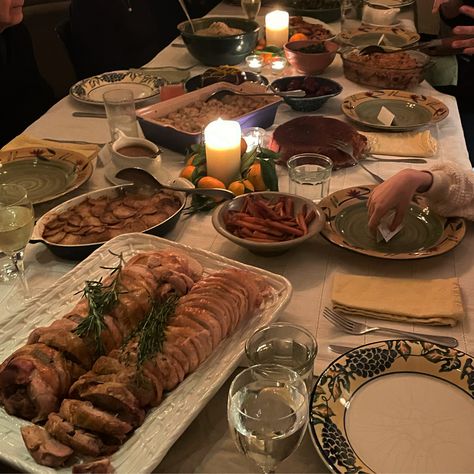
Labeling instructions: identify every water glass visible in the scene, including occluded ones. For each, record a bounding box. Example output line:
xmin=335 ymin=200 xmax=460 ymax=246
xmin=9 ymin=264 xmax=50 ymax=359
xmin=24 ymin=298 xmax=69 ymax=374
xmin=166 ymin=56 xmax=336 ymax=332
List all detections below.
xmin=241 ymin=0 xmax=261 ymax=20
xmin=242 ymin=126 xmax=266 ymax=151
xmin=287 ymin=153 xmax=333 ymax=203
xmin=246 ymin=323 xmax=317 ymax=391
xmin=341 ymin=0 xmax=363 ymax=33
xmin=103 ymin=88 xmax=139 ymax=140
xmin=228 ymin=364 xmax=308 ymax=474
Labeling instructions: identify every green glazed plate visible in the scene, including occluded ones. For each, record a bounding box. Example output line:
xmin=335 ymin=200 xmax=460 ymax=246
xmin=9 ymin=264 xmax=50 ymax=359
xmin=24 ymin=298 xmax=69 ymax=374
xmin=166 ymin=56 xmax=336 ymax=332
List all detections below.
xmin=342 ymin=90 xmax=449 ymax=131
xmin=69 ymin=70 xmax=164 ymax=105
xmin=310 ymin=340 xmax=474 ymax=474
xmin=0 ymin=147 xmax=94 ymax=204
xmin=338 ymin=25 xmax=419 ymax=47
xmin=319 ymin=185 xmax=465 ymax=259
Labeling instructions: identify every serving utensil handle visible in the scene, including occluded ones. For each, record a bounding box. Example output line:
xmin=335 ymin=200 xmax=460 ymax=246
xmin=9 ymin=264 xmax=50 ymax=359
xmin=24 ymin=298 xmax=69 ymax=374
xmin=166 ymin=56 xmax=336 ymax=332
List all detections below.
xmin=379 ymin=327 xmax=458 ymax=348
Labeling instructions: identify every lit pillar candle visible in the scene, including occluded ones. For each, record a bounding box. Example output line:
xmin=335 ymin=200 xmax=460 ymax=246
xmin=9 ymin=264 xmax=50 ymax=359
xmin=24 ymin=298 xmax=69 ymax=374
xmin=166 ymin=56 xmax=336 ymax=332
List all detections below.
xmin=265 ymin=10 xmax=289 ymax=48
xmin=204 ymin=119 xmax=242 ymax=186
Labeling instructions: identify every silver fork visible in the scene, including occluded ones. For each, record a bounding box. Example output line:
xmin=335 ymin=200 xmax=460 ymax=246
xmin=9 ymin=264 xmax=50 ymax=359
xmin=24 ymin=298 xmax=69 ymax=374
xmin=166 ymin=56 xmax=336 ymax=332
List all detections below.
xmin=330 ymin=138 xmax=384 ymax=183
xmin=323 ymin=307 xmax=458 ymax=347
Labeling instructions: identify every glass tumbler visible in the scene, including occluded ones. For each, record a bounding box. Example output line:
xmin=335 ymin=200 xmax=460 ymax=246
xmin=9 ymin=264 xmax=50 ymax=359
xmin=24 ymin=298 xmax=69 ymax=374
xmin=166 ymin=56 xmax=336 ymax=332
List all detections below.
xmin=287 ymin=153 xmax=333 ymax=203
xmin=245 ymin=323 xmax=318 ymax=391
xmin=103 ymin=88 xmax=139 ymax=140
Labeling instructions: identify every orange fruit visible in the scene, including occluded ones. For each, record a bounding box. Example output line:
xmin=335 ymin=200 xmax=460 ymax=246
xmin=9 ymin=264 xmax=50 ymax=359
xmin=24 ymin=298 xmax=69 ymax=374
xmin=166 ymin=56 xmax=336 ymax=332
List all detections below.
xmin=197 ymin=176 xmax=226 ymax=189
xmin=289 ymin=33 xmax=309 ymax=42
xmin=179 ymin=165 xmax=196 ymax=181
xmin=228 ymin=179 xmax=254 ymax=196
xmin=240 ymin=137 xmax=248 ymax=156
xmin=247 ymin=163 xmax=266 ymax=191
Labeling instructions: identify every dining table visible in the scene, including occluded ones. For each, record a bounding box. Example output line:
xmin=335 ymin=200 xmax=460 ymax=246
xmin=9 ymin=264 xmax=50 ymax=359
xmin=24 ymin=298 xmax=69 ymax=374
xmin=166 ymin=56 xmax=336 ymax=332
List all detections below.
xmin=1 ymin=1 xmax=473 ymax=473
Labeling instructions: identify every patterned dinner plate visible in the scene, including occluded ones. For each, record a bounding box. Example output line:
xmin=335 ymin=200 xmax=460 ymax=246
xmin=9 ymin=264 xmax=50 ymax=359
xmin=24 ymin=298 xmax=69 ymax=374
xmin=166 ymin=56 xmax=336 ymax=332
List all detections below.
xmin=0 ymin=147 xmax=94 ymax=204
xmin=341 ymin=90 xmax=449 ymax=131
xmin=319 ymin=185 xmax=466 ymax=259
xmin=309 ymin=340 xmax=474 ymax=473
xmin=69 ymin=70 xmax=164 ymax=105
xmin=338 ymin=25 xmax=419 ymax=47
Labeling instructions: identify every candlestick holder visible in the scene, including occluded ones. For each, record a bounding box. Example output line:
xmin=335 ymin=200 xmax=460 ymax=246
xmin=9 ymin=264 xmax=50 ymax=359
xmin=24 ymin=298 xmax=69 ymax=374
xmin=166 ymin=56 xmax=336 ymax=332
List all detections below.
xmin=271 ymin=56 xmax=287 ymax=75
xmin=245 ymin=54 xmax=264 ymax=73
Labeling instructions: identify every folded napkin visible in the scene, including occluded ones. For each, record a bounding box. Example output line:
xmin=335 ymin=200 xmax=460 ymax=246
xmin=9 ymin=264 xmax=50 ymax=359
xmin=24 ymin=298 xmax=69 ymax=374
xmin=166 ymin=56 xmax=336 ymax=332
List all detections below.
xmin=331 ymin=273 xmax=464 ymax=326
xmin=361 ymin=130 xmax=438 ymax=158
xmin=1 ymin=134 xmax=101 ymax=161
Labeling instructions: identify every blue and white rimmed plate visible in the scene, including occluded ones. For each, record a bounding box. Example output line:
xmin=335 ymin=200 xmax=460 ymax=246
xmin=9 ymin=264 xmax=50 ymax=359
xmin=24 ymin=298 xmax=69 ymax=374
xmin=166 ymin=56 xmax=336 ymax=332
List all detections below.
xmin=319 ymin=185 xmax=466 ymax=259
xmin=310 ymin=339 xmax=474 ymax=473
xmin=69 ymin=70 xmax=165 ymax=105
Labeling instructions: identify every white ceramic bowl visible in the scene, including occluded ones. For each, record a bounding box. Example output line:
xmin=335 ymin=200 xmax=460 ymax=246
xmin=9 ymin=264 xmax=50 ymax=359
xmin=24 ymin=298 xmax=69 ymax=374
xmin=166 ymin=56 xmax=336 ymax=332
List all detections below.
xmin=212 ymin=191 xmax=326 ymax=256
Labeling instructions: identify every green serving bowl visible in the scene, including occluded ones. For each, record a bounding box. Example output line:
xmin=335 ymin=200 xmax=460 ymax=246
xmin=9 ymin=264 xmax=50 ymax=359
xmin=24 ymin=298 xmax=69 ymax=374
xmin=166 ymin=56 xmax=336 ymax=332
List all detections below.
xmin=177 ymin=17 xmax=260 ymax=66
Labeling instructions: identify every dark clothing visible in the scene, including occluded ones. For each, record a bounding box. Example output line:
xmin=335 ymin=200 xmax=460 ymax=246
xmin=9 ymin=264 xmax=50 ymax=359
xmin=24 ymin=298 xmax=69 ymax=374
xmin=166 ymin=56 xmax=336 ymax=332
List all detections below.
xmin=0 ymin=23 xmax=55 ymax=147
xmin=69 ymin=0 xmax=221 ymax=79
xmin=436 ymin=0 xmax=474 ymax=164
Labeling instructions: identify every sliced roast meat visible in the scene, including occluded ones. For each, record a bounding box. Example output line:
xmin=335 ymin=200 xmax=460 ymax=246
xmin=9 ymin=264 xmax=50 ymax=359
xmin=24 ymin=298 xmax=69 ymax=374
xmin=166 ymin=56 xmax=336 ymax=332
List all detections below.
xmin=60 ymin=399 xmax=133 ymax=438
xmin=72 ymin=457 xmax=115 ymax=474
xmin=45 ymin=413 xmax=111 ymax=457
xmin=77 ymin=382 xmax=145 ymax=427
xmin=21 ymin=424 xmax=73 ymax=468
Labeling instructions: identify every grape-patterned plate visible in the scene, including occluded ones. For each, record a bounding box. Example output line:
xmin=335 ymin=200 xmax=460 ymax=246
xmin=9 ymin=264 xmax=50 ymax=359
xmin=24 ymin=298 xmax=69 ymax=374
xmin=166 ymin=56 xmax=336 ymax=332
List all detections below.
xmin=310 ymin=340 xmax=474 ymax=473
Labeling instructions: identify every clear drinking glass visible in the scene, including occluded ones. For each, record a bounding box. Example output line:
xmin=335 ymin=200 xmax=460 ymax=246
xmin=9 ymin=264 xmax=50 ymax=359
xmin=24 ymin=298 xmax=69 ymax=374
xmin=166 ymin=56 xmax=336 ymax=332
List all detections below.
xmin=241 ymin=0 xmax=261 ymax=20
xmin=287 ymin=153 xmax=333 ymax=203
xmin=228 ymin=364 xmax=308 ymax=474
xmin=0 ymin=184 xmax=34 ymax=296
xmin=103 ymin=88 xmax=139 ymax=140
xmin=246 ymin=323 xmax=317 ymax=391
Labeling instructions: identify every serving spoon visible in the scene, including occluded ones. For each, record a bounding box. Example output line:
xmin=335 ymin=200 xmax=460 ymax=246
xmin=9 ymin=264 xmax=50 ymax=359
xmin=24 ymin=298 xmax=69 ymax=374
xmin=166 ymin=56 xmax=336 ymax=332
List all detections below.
xmin=115 ymin=167 xmax=235 ymax=200
xmin=205 ymin=88 xmax=306 ymax=103
xmin=359 ymin=36 xmax=472 ymax=55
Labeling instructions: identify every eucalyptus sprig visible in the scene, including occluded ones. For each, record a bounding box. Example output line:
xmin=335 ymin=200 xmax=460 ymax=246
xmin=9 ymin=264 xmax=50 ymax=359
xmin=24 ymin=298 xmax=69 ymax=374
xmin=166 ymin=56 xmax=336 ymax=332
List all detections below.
xmin=133 ymin=295 xmax=179 ymax=368
xmin=74 ymin=252 xmax=125 ymax=355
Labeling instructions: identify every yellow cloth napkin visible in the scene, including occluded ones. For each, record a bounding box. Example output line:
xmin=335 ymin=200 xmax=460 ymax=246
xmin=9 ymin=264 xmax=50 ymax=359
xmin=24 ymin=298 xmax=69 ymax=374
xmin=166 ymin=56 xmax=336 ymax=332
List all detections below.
xmin=1 ymin=134 xmax=100 ymax=161
xmin=361 ymin=130 xmax=438 ymax=158
xmin=331 ymin=273 xmax=464 ymax=326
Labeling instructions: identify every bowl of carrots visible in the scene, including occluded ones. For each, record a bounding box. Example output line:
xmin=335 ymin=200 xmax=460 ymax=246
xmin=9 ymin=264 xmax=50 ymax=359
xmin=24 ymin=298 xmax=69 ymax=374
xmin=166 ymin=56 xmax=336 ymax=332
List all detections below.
xmin=212 ymin=191 xmax=325 ymax=255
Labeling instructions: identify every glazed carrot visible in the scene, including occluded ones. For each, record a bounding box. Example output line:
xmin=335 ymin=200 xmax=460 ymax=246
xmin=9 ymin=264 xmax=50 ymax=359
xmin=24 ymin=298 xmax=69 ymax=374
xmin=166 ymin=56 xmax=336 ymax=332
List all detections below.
xmin=265 ymin=220 xmax=304 ymax=236
xmin=296 ymin=212 xmax=308 ymax=235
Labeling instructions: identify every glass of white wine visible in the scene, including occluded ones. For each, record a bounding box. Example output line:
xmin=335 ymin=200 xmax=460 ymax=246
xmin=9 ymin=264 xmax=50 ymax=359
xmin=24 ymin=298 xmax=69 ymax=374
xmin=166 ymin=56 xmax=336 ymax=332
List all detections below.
xmin=0 ymin=184 xmax=34 ymax=297
xmin=228 ymin=364 xmax=308 ymax=474
xmin=241 ymin=0 xmax=261 ymax=20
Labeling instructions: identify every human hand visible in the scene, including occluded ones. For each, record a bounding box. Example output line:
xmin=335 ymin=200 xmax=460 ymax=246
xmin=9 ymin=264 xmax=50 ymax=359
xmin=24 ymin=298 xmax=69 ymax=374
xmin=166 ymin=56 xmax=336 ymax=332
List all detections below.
xmin=432 ymin=0 xmax=461 ymax=14
xmin=367 ymin=169 xmax=433 ymax=235
xmin=451 ymin=5 xmax=474 ymax=53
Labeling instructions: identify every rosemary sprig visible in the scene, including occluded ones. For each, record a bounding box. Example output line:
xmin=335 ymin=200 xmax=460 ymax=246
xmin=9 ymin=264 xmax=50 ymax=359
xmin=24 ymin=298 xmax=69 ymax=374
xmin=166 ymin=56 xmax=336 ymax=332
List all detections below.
xmin=134 ymin=295 xmax=179 ymax=368
xmin=74 ymin=252 xmax=125 ymax=355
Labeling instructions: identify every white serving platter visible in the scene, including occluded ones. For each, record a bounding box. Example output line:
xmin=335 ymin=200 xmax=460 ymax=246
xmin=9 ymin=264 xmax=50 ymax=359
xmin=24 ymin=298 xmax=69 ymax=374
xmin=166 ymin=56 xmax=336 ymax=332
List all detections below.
xmin=0 ymin=233 xmax=292 ymax=473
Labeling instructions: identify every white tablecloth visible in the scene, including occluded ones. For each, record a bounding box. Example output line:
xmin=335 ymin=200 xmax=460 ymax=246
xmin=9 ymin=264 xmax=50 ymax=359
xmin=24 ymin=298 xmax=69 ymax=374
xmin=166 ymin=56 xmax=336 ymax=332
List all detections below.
xmin=1 ymin=3 xmax=473 ymax=473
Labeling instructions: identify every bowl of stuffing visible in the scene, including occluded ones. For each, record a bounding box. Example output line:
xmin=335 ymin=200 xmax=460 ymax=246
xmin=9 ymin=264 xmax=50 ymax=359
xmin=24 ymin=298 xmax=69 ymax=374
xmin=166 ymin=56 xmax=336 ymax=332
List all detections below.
xmin=284 ymin=39 xmax=339 ymax=74
xmin=270 ymin=75 xmax=342 ymax=112
xmin=341 ymin=48 xmax=431 ymax=89
xmin=177 ymin=17 xmax=260 ymax=66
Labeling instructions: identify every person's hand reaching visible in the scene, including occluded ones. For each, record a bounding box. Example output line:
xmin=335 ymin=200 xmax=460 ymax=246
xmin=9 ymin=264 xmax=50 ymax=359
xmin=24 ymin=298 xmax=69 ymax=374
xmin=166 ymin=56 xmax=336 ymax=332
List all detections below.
xmin=451 ymin=5 xmax=474 ymax=54
xmin=367 ymin=169 xmax=433 ymax=235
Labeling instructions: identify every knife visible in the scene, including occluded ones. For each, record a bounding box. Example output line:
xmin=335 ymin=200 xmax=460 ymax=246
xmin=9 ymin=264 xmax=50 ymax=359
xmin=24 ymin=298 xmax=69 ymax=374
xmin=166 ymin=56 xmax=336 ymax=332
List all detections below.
xmin=72 ymin=112 xmax=107 ymax=118
xmin=328 ymin=344 xmax=355 ymax=354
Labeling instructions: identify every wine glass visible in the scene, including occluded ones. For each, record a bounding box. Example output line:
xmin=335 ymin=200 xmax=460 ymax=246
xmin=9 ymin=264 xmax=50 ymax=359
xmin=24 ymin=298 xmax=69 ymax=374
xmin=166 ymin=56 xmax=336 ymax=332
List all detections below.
xmin=228 ymin=364 xmax=308 ymax=474
xmin=241 ymin=0 xmax=261 ymax=20
xmin=0 ymin=184 xmax=34 ymax=298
